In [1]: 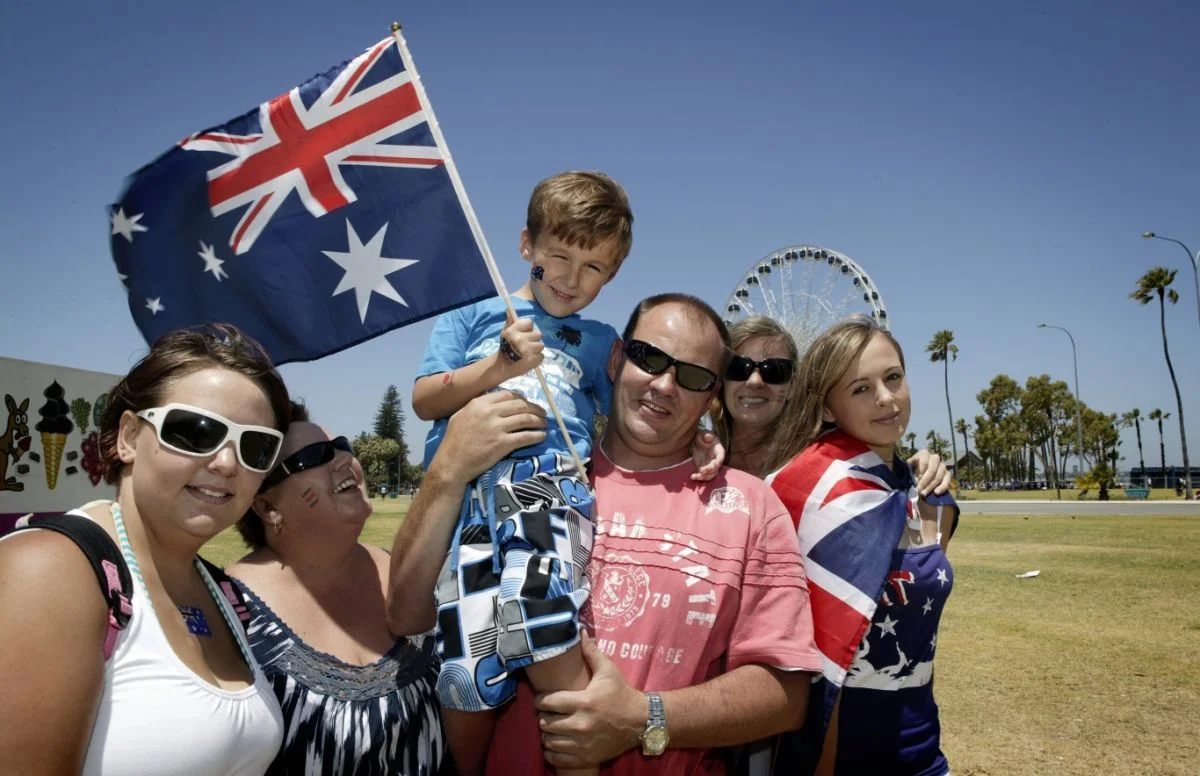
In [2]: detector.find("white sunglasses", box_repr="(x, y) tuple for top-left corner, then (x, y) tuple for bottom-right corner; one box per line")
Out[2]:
(136, 403), (283, 473)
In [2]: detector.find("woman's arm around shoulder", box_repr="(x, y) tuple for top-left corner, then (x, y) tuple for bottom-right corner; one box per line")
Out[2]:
(0, 530), (111, 774)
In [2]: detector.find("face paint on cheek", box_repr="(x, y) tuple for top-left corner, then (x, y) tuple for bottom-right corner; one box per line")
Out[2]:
(531, 265), (544, 281)
(302, 487), (319, 509)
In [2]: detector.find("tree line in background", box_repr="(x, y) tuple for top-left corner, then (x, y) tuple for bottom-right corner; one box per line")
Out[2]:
(353, 385), (424, 496)
(903, 267), (1193, 498)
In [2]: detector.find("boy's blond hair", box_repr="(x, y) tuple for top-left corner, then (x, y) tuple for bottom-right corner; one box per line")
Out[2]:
(526, 171), (633, 263)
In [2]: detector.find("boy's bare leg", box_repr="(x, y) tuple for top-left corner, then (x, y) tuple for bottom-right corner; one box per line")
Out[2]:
(442, 707), (497, 776)
(525, 643), (597, 775)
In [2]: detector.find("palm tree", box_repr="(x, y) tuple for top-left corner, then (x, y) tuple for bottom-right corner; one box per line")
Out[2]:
(954, 418), (972, 483)
(1147, 409), (1171, 488)
(924, 429), (950, 459)
(1132, 267), (1192, 499)
(926, 330), (960, 496)
(905, 431), (917, 459)
(1121, 408), (1147, 486)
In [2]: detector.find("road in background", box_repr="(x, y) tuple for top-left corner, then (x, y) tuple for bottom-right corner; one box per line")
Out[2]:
(960, 500), (1200, 516)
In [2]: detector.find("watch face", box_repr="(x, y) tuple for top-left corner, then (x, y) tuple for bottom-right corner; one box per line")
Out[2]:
(643, 725), (669, 755)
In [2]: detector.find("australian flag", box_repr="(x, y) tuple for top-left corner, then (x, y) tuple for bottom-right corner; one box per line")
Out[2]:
(767, 428), (956, 754)
(108, 36), (496, 364)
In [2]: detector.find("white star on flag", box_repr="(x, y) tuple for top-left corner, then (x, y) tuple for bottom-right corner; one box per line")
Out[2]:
(146, 297), (165, 315)
(921, 597), (934, 615)
(198, 241), (228, 281)
(323, 220), (418, 323)
(936, 568), (948, 586)
(877, 614), (898, 637)
(116, 271), (128, 291)
(112, 208), (149, 243)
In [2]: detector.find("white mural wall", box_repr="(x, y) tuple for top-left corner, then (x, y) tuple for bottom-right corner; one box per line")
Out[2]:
(0, 357), (122, 521)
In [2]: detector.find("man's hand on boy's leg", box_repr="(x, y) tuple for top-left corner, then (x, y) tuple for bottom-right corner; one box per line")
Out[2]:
(536, 636), (645, 768)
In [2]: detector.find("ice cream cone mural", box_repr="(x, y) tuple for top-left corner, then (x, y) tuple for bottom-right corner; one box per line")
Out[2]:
(35, 381), (74, 490)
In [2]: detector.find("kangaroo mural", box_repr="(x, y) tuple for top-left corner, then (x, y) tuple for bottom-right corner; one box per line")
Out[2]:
(1, 394), (32, 492)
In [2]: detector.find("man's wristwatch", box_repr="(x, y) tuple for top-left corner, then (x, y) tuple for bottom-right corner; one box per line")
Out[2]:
(640, 691), (669, 756)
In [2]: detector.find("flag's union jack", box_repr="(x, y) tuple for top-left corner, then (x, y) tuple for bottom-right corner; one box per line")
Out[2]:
(768, 429), (913, 688)
(108, 36), (496, 365)
(181, 39), (444, 255)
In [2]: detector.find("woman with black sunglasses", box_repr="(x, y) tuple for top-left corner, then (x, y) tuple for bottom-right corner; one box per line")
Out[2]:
(0, 324), (289, 775)
(709, 317), (801, 478)
(228, 402), (444, 776)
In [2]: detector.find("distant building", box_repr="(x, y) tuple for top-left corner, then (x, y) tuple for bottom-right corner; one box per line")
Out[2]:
(949, 451), (985, 479)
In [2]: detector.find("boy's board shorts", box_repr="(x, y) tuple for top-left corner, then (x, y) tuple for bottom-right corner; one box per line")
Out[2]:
(434, 452), (594, 711)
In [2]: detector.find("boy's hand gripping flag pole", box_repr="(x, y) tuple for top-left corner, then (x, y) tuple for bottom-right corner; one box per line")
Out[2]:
(391, 23), (589, 480)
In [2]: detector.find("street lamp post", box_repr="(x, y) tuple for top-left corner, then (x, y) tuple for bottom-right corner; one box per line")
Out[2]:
(1038, 323), (1086, 484)
(1142, 231), (1200, 331)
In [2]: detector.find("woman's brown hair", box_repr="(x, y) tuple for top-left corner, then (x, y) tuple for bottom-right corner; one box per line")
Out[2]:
(99, 323), (290, 485)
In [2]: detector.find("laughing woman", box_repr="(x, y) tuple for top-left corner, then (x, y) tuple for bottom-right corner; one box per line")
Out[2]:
(228, 403), (444, 776)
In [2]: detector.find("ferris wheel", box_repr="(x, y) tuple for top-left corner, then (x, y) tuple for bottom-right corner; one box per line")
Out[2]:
(721, 245), (889, 356)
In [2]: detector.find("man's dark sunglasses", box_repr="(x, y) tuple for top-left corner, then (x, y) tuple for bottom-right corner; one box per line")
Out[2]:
(260, 436), (353, 491)
(724, 355), (795, 385)
(623, 340), (719, 392)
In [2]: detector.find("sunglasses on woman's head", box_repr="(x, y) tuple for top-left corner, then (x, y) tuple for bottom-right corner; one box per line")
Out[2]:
(260, 436), (353, 491)
(724, 355), (795, 385)
(136, 404), (283, 473)
(623, 340), (719, 392)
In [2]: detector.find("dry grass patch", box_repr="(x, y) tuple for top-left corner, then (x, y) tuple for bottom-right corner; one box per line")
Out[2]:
(940, 515), (1200, 775)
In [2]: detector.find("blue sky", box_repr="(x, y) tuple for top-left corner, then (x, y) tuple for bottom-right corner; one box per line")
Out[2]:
(2, 1), (1198, 471)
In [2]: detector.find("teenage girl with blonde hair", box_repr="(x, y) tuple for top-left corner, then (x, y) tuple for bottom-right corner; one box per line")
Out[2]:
(766, 316), (956, 775)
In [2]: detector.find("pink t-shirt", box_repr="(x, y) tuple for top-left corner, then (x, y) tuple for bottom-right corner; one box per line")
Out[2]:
(488, 448), (821, 775)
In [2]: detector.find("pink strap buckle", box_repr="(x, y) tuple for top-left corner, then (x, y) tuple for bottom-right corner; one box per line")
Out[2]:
(219, 581), (251, 624)
(99, 559), (132, 660)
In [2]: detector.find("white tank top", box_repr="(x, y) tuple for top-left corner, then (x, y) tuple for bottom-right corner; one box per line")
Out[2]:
(8, 505), (284, 774)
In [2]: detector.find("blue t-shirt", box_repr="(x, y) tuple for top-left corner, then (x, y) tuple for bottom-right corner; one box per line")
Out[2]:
(416, 296), (617, 469)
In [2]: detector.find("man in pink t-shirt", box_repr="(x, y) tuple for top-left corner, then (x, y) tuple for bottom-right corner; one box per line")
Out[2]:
(388, 293), (820, 774)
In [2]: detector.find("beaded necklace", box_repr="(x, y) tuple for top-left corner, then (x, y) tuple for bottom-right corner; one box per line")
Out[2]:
(109, 501), (255, 669)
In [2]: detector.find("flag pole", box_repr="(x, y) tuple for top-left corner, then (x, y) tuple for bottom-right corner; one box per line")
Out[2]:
(390, 22), (589, 480)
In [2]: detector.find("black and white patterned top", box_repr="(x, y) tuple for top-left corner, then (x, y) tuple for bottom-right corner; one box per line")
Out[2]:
(234, 581), (445, 776)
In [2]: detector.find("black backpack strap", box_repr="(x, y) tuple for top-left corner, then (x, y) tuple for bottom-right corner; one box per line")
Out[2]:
(200, 557), (252, 633)
(13, 514), (134, 660)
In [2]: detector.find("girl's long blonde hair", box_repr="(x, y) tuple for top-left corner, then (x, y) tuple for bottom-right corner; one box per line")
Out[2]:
(763, 316), (906, 474)
(708, 316), (799, 452)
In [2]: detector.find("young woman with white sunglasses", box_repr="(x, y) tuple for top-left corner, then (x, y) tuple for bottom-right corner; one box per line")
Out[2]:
(0, 324), (290, 775)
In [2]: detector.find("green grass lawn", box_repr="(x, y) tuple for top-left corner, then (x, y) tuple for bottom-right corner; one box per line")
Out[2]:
(199, 496), (412, 567)
(201, 505), (1200, 774)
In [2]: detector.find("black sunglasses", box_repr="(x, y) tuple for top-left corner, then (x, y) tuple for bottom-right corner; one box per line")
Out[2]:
(260, 436), (353, 491)
(724, 355), (795, 385)
(623, 340), (719, 392)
